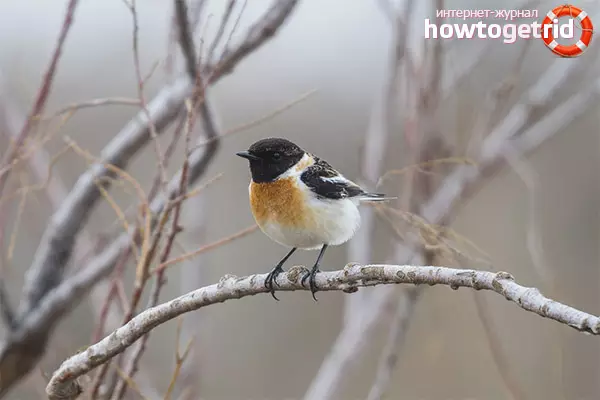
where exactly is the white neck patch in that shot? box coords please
[278,152,314,179]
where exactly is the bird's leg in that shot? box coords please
[265,247,297,300]
[301,244,328,301]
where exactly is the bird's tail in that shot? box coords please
[357,193,397,202]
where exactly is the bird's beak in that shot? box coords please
[236,151,261,161]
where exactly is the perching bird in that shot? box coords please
[236,138,393,300]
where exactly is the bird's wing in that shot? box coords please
[300,156,367,200]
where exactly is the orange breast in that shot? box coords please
[249,178,308,228]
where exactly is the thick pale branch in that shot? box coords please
[46,263,600,399]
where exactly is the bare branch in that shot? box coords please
[0,73,163,398]
[111,90,215,400]
[306,29,600,399]
[0,0,299,392]
[366,288,421,400]
[174,0,199,79]
[206,0,236,64]
[345,0,414,322]
[0,279,15,330]
[18,76,192,317]
[473,294,526,400]
[46,263,600,399]
[43,97,141,120]
[124,0,170,190]
[208,0,299,82]
[0,0,80,199]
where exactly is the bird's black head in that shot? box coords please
[236,138,305,183]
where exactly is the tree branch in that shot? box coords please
[46,263,600,399]
[209,0,299,81]
[0,0,300,394]
[18,76,192,318]
[0,0,80,200]
[0,73,164,399]
[174,0,199,80]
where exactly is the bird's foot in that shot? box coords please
[301,266,320,301]
[265,265,284,300]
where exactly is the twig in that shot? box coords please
[220,0,248,60]
[91,249,131,343]
[0,75,163,398]
[111,96,198,400]
[206,0,236,64]
[366,288,421,400]
[124,0,169,189]
[88,249,131,399]
[164,318,194,400]
[305,23,600,399]
[0,0,301,392]
[7,172,29,263]
[345,0,413,322]
[147,110,187,202]
[42,97,141,120]
[46,263,600,399]
[503,146,552,289]
[189,88,317,153]
[0,0,80,199]
[0,279,15,329]
[174,0,199,80]
[208,0,298,83]
[189,0,208,31]
[155,224,258,272]
[0,76,191,396]
[18,76,190,317]
[473,294,525,400]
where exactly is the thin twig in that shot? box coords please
[189,88,317,153]
[473,294,526,400]
[164,317,194,400]
[174,0,199,80]
[155,224,258,273]
[42,97,141,120]
[0,0,80,331]
[124,0,169,189]
[0,1,301,393]
[0,74,163,397]
[147,110,187,203]
[91,249,131,343]
[0,0,80,199]
[305,10,599,397]
[112,97,197,400]
[206,0,236,64]
[366,288,421,400]
[0,278,15,329]
[219,0,248,62]
[208,0,298,83]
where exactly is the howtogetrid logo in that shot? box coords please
[542,4,594,57]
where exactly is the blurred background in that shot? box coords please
[0,0,598,399]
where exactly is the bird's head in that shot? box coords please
[236,137,305,183]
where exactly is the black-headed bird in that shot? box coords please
[237,138,393,300]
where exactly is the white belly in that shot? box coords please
[261,197,361,250]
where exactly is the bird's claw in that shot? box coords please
[265,265,284,300]
[301,267,320,301]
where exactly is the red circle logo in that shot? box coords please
[542,4,594,57]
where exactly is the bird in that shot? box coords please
[236,137,393,301]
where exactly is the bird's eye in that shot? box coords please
[272,152,281,160]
